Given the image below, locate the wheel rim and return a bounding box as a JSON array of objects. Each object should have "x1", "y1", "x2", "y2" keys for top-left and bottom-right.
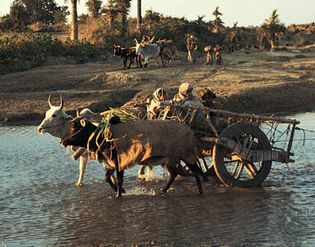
[{"x1": 214, "y1": 123, "x2": 272, "y2": 187}]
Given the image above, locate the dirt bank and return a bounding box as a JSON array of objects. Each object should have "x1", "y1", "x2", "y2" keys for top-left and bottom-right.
[{"x1": 0, "y1": 48, "x2": 315, "y2": 125}]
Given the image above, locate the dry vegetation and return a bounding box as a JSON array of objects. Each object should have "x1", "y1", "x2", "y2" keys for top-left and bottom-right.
[{"x1": 0, "y1": 47, "x2": 315, "y2": 125}]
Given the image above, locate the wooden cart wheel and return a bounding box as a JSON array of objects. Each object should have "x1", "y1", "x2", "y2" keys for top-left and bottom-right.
[{"x1": 213, "y1": 122, "x2": 272, "y2": 187}]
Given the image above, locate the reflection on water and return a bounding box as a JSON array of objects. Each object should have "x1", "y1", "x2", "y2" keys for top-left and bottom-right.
[{"x1": 0, "y1": 113, "x2": 314, "y2": 246}]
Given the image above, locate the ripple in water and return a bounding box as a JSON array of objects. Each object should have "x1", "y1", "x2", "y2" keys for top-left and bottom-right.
[{"x1": 0, "y1": 113, "x2": 314, "y2": 246}]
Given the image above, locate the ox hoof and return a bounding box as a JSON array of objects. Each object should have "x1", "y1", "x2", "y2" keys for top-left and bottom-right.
[
  {"x1": 116, "y1": 189, "x2": 125, "y2": 198},
  {"x1": 160, "y1": 187, "x2": 168, "y2": 194},
  {"x1": 113, "y1": 187, "x2": 126, "y2": 194}
]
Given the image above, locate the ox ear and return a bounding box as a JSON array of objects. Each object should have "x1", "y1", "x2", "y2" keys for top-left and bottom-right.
[
  {"x1": 109, "y1": 116, "x2": 121, "y2": 125},
  {"x1": 80, "y1": 119, "x2": 86, "y2": 127},
  {"x1": 48, "y1": 95, "x2": 53, "y2": 108},
  {"x1": 59, "y1": 95, "x2": 64, "y2": 110}
]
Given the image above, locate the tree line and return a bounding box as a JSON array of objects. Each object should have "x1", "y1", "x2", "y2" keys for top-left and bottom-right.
[{"x1": 1, "y1": 0, "x2": 314, "y2": 50}]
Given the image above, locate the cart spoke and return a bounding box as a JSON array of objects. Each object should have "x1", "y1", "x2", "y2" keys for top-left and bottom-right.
[
  {"x1": 244, "y1": 162, "x2": 257, "y2": 178},
  {"x1": 249, "y1": 162, "x2": 259, "y2": 174},
  {"x1": 235, "y1": 163, "x2": 244, "y2": 179},
  {"x1": 232, "y1": 162, "x2": 240, "y2": 177}
]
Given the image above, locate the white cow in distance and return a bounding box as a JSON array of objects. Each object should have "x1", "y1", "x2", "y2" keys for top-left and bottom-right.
[{"x1": 134, "y1": 38, "x2": 163, "y2": 67}]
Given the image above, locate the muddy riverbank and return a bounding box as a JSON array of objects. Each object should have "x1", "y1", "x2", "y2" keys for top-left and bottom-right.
[{"x1": 1, "y1": 48, "x2": 315, "y2": 125}]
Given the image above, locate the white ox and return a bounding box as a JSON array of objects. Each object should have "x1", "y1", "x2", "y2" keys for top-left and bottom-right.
[
  {"x1": 37, "y1": 95, "x2": 99, "y2": 186},
  {"x1": 135, "y1": 39, "x2": 162, "y2": 67},
  {"x1": 37, "y1": 96, "x2": 152, "y2": 185}
]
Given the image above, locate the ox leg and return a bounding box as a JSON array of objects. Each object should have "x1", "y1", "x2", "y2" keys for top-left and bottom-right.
[
  {"x1": 128, "y1": 57, "x2": 133, "y2": 69},
  {"x1": 105, "y1": 169, "x2": 126, "y2": 194},
  {"x1": 160, "y1": 55, "x2": 165, "y2": 68},
  {"x1": 111, "y1": 149, "x2": 125, "y2": 198},
  {"x1": 123, "y1": 57, "x2": 127, "y2": 69},
  {"x1": 116, "y1": 170, "x2": 125, "y2": 198},
  {"x1": 162, "y1": 160, "x2": 178, "y2": 193},
  {"x1": 76, "y1": 154, "x2": 88, "y2": 186},
  {"x1": 186, "y1": 163, "x2": 203, "y2": 194},
  {"x1": 139, "y1": 56, "x2": 143, "y2": 68},
  {"x1": 105, "y1": 169, "x2": 117, "y2": 192},
  {"x1": 138, "y1": 165, "x2": 146, "y2": 181},
  {"x1": 145, "y1": 166, "x2": 154, "y2": 181}
]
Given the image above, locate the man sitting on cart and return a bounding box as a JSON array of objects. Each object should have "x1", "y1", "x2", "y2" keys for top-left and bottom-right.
[
  {"x1": 147, "y1": 87, "x2": 172, "y2": 120},
  {"x1": 173, "y1": 82, "x2": 204, "y2": 108}
]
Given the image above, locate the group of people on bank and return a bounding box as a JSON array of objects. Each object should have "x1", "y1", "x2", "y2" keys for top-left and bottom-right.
[{"x1": 186, "y1": 34, "x2": 223, "y2": 65}]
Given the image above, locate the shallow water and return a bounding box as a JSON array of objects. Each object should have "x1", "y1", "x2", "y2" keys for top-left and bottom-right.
[{"x1": 0, "y1": 113, "x2": 314, "y2": 246}]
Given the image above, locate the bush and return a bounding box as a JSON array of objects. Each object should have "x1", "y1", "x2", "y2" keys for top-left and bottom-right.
[
  {"x1": 0, "y1": 32, "x2": 101, "y2": 74},
  {"x1": 0, "y1": 33, "x2": 101, "y2": 63},
  {"x1": 63, "y1": 38, "x2": 97, "y2": 57}
]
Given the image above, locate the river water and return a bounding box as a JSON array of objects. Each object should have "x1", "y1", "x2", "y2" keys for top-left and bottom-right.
[{"x1": 0, "y1": 113, "x2": 314, "y2": 246}]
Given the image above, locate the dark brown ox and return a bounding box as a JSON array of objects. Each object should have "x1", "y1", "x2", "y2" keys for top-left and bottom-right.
[
  {"x1": 61, "y1": 117, "x2": 202, "y2": 198},
  {"x1": 113, "y1": 45, "x2": 142, "y2": 69}
]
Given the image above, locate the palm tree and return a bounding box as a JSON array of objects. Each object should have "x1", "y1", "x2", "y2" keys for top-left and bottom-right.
[
  {"x1": 86, "y1": 0, "x2": 102, "y2": 19},
  {"x1": 225, "y1": 22, "x2": 241, "y2": 47},
  {"x1": 194, "y1": 15, "x2": 206, "y2": 35},
  {"x1": 212, "y1": 6, "x2": 222, "y2": 19},
  {"x1": 64, "y1": 0, "x2": 79, "y2": 40},
  {"x1": 259, "y1": 9, "x2": 286, "y2": 49},
  {"x1": 211, "y1": 6, "x2": 224, "y2": 33},
  {"x1": 137, "y1": 0, "x2": 142, "y2": 32}
]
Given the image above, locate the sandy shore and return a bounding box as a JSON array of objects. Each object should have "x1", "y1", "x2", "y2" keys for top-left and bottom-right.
[{"x1": 0, "y1": 48, "x2": 314, "y2": 125}]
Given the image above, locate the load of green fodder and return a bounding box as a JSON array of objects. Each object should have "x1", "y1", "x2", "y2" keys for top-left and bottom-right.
[{"x1": 87, "y1": 108, "x2": 140, "y2": 152}]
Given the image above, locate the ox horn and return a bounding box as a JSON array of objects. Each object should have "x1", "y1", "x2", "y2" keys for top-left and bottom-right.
[
  {"x1": 134, "y1": 38, "x2": 139, "y2": 45},
  {"x1": 149, "y1": 36, "x2": 155, "y2": 43},
  {"x1": 48, "y1": 95, "x2": 53, "y2": 108},
  {"x1": 80, "y1": 119, "x2": 86, "y2": 127},
  {"x1": 59, "y1": 95, "x2": 64, "y2": 109},
  {"x1": 76, "y1": 109, "x2": 80, "y2": 117}
]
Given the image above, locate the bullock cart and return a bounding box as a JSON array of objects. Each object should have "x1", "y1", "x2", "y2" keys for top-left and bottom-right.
[{"x1": 158, "y1": 105, "x2": 300, "y2": 187}]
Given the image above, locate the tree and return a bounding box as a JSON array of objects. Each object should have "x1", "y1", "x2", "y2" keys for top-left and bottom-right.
[
  {"x1": 225, "y1": 22, "x2": 242, "y2": 48},
  {"x1": 115, "y1": 0, "x2": 131, "y2": 36},
  {"x1": 0, "y1": 14, "x2": 15, "y2": 31},
  {"x1": 86, "y1": 0, "x2": 102, "y2": 19},
  {"x1": 102, "y1": 0, "x2": 120, "y2": 27},
  {"x1": 143, "y1": 9, "x2": 160, "y2": 33},
  {"x1": 137, "y1": 0, "x2": 142, "y2": 32},
  {"x1": 211, "y1": 6, "x2": 224, "y2": 33},
  {"x1": 65, "y1": 0, "x2": 79, "y2": 40},
  {"x1": 10, "y1": 1, "x2": 29, "y2": 31},
  {"x1": 12, "y1": 0, "x2": 66, "y2": 25},
  {"x1": 259, "y1": 9, "x2": 286, "y2": 49},
  {"x1": 193, "y1": 15, "x2": 206, "y2": 35},
  {"x1": 53, "y1": 6, "x2": 69, "y2": 25}
]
